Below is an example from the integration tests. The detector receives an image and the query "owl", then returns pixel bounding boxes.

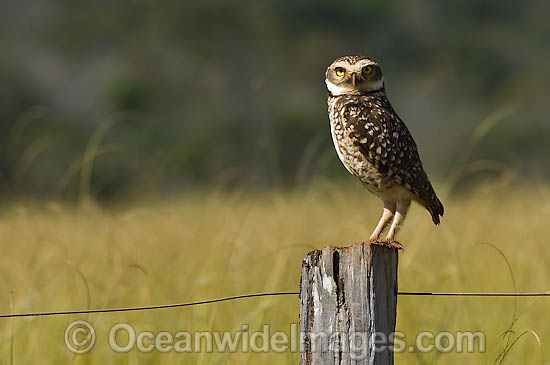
[326,55,444,248]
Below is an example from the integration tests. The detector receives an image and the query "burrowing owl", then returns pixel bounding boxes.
[326,55,444,248]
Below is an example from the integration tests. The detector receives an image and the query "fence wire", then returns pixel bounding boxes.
[1,291,548,319]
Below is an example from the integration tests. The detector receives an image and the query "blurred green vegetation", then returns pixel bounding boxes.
[0,0,549,199]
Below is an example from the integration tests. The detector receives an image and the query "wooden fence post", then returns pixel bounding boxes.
[299,242,399,364]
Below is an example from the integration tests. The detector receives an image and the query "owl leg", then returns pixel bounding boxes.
[368,201,396,243]
[385,199,411,246]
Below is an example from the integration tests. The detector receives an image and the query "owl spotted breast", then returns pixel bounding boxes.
[326,55,444,247]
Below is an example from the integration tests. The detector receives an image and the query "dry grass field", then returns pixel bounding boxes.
[0,180,549,364]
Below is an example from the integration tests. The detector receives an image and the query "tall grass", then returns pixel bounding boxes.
[0,105,547,362]
[0,181,548,363]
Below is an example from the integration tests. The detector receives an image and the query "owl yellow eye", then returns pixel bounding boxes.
[335,67,345,76]
[362,65,373,75]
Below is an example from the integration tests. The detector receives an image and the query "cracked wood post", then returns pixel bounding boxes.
[299,243,399,364]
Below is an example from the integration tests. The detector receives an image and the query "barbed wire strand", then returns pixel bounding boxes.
[1,291,549,319]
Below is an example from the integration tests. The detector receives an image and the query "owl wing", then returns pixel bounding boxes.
[341,96,444,224]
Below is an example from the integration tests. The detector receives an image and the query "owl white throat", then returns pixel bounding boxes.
[325,77,385,96]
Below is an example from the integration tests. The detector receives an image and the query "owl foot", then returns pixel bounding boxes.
[385,240,404,250]
[368,239,403,250]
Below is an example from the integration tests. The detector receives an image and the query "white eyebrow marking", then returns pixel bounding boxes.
[325,78,384,95]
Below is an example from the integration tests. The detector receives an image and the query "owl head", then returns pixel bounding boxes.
[325,56,384,96]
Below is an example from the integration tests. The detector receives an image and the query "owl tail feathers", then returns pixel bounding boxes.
[428,197,444,225]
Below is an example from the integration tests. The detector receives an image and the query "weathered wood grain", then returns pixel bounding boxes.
[300,243,399,364]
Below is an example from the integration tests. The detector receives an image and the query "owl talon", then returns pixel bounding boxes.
[367,239,402,250]
[368,240,385,246]
[369,239,403,250]
[385,240,403,250]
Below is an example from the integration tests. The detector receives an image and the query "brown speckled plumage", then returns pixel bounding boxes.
[326,55,443,245]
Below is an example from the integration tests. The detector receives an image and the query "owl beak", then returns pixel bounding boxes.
[351,73,357,87]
